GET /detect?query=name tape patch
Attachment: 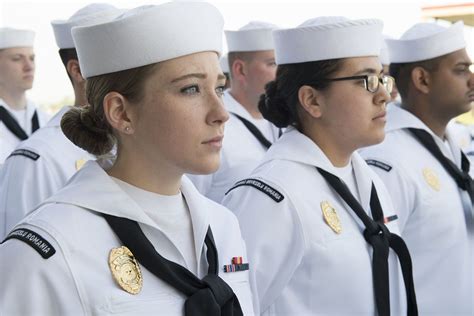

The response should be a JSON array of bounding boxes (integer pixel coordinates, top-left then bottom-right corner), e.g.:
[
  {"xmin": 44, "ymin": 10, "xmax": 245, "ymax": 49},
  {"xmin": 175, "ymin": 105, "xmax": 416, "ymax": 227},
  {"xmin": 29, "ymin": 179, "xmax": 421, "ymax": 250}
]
[
  {"xmin": 1, "ymin": 228, "xmax": 55, "ymax": 259},
  {"xmin": 8, "ymin": 149, "xmax": 40, "ymax": 161},
  {"xmin": 383, "ymin": 214, "xmax": 398, "ymax": 224},
  {"xmin": 225, "ymin": 178, "xmax": 284, "ymax": 202},
  {"xmin": 366, "ymin": 159, "xmax": 392, "ymax": 172}
]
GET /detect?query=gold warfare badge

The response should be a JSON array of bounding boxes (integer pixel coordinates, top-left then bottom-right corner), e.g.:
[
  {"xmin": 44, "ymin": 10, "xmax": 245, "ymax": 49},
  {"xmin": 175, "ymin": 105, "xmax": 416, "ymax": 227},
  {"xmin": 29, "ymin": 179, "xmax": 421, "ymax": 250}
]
[
  {"xmin": 321, "ymin": 201, "xmax": 342, "ymax": 234},
  {"xmin": 109, "ymin": 246, "xmax": 143, "ymax": 295}
]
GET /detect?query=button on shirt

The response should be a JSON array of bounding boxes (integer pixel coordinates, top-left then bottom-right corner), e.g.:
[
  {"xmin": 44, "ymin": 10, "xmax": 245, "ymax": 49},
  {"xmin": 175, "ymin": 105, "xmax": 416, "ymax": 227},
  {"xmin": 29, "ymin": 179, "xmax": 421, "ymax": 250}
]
[
  {"xmin": 187, "ymin": 91, "xmax": 280, "ymax": 203},
  {"xmin": 360, "ymin": 103, "xmax": 473, "ymax": 315}
]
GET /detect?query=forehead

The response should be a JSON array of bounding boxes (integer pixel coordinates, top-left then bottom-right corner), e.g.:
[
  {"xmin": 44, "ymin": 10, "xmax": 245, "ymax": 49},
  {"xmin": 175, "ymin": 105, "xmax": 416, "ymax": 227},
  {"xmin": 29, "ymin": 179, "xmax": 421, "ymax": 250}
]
[
  {"xmin": 0, "ymin": 47, "xmax": 34, "ymax": 57},
  {"xmin": 338, "ymin": 56, "xmax": 383, "ymax": 74},
  {"xmin": 440, "ymin": 48, "xmax": 471, "ymax": 66},
  {"xmin": 249, "ymin": 50, "xmax": 275, "ymax": 62}
]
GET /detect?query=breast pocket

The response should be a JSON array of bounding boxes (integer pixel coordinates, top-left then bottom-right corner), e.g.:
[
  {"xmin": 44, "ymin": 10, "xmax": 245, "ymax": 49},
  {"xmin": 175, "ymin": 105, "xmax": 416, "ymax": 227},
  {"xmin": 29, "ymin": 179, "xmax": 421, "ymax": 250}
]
[{"xmin": 96, "ymin": 292, "xmax": 183, "ymax": 315}]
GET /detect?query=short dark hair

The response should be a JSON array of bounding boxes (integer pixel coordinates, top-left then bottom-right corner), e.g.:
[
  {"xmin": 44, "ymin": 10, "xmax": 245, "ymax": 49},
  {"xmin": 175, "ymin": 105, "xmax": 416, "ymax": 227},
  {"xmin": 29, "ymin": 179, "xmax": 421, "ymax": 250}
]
[
  {"xmin": 389, "ymin": 55, "xmax": 443, "ymax": 100},
  {"xmin": 227, "ymin": 51, "xmax": 258, "ymax": 79},
  {"xmin": 58, "ymin": 48, "xmax": 78, "ymax": 82},
  {"xmin": 258, "ymin": 59, "xmax": 344, "ymax": 129}
]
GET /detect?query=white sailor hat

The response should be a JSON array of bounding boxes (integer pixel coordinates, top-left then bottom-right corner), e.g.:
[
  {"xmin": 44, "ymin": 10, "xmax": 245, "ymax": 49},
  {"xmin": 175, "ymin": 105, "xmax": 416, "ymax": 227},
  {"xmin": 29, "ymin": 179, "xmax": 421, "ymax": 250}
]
[
  {"xmin": 51, "ymin": 3, "xmax": 124, "ymax": 49},
  {"xmin": 225, "ymin": 21, "xmax": 278, "ymax": 52},
  {"xmin": 220, "ymin": 54, "xmax": 229, "ymax": 73},
  {"xmin": 273, "ymin": 16, "xmax": 383, "ymax": 65},
  {"xmin": 72, "ymin": 2, "xmax": 224, "ymax": 78},
  {"xmin": 387, "ymin": 21, "xmax": 465, "ymax": 63},
  {"xmin": 380, "ymin": 36, "xmax": 391, "ymax": 65},
  {"xmin": 0, "ymin": 27, "xmax": 35, "ymax": 49}
]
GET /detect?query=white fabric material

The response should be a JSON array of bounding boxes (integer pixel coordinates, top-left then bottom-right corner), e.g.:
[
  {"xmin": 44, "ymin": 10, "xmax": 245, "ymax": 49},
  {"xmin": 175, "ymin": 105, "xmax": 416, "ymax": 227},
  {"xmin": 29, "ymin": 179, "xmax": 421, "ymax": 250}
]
[
  {"xmin": 0, "ymin": 106, "xmax": 93, "ymax": 238},
  {"xmin": 0, "ymin": 160, "xmax": 254, "ymax": 315},
  {"xmin": 72, "ymin": 2, "xmax": 224, "ymax": 78},
  {"xmin": 360, "ymin": 103, "xmax": 473, "ymax": 315},
  {"xmin": 273, "ymin": 17, "xmax": 383, "ymax": 65},
  {"xmin": 0, "ymin": 99, "xmax": 49, "ymax": 163},
  {"xmin": 51, "ymin": 3, "xmax": 124, "ymax": 49},
  {"xmin": 0, "ymin": 27, "xmax": 35, "ymax": 49},
  {"xmin": 223, "ymin": 128, "xmax": 407, "ymax": 315},
  {"xmin": 111, "ymin": 177, "xmax": 198, "ymax": 274},
  {"xmin": 380, "ymin": 36, "xmax": 391, "ymax": 65},
  {"xmin": 220, "ymin": 54, "xmax": 229, "ymax": 73},
  {"xmin": 225, "ymin": 21, "xmax": 278, "ymax": 52},
  {"xmin": 187, "ymin": 91, "xmax": 280, "ymax": 203},
  {"xmin": 387, "ymin": 21, "xmax": 466, "ymax": 63}
]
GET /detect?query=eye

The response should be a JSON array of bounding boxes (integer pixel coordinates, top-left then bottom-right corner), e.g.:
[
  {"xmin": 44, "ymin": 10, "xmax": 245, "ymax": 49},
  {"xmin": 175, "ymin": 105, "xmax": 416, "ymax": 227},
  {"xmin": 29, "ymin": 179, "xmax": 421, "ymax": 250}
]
[
  {"xmin": 180, "ymin": 85, "xmax": 200, "ymax": 95},
  {"xmin": 215, "ymin": 85, "xmax": 225, "ymax": 97}
]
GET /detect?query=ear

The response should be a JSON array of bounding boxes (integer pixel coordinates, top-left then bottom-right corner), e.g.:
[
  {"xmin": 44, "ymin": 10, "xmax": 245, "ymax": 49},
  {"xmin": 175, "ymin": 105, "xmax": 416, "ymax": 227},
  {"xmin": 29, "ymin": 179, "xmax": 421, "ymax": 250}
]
[
  {"xmin": 66, "ymin": 59, "xmax": 85, "ymax": 84},
  {"xmin": 298, "ymin": 85, "xmax": 322, "ymax": 119},
  {"xmin": 411, "ymin": 67, "xmax": 431, "ymax": 94},
  {"xmin": 231, "ymin": 59, "xmax": 247, "ymax": 83},
  {"xmin": 102, "ymin": 92, "xmax": 135, "ymax": 135}
]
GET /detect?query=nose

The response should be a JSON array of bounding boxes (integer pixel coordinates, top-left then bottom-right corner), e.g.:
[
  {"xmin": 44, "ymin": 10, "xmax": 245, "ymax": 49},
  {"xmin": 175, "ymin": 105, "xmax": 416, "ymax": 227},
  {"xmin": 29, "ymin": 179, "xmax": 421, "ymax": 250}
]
[
  {"xmin": 23, "ymin": 57, "xmax": 34, "ymax": 72},
  {"xmin": 375, "ymin": 82, "xmax": 390, "ymax": 105},
  {"xmin": 207, "ymin": 93, "xmax": 229, "ymax": 126}
]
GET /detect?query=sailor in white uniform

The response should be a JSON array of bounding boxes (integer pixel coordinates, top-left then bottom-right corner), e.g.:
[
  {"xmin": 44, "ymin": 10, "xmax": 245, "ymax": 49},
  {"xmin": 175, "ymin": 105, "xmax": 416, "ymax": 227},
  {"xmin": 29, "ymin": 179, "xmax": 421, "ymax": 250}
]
[
  {"xmin": 0, "ymin": 3, "xmax": 254, "ymax": 315},
  {"xmin": 0, "ymin": 4, "xmax": 122, "ymax": 239},
  {"xmin": 361, "ymin": 21, "xmax": 473, "ymax": 315},
  {"xmin": 188, "ymin": 21, "xmax": 281, "ymax": 203},
  {"xmin": 223, "ymin": 17, "xmax": 417, "ymax": 316},
  {"xmin": 0, "ymin": 27, "xmax": 49, "ymax": 163}
]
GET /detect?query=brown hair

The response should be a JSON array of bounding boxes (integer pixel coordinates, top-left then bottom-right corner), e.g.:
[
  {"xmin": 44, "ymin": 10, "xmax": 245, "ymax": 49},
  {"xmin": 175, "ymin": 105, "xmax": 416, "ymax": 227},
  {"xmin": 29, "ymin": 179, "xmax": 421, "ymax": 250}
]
[
  {"xmin": 61, "ymin": 63, "xmax": 159, "ymax": 156},
  {"xmin": 227, "ymin": 51, "xmax": 258, "ymax": 79}
]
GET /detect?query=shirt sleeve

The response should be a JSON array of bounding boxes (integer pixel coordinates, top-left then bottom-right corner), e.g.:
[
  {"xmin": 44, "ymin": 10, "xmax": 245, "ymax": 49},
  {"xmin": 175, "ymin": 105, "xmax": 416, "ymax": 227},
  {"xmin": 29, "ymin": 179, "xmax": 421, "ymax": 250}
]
[
  {"xmin": 0, "ymin": 150, "xmax": 62, "ymax": 239},
  {"xmin": 223, "ymin": 182, "xmax": 305, "ymax": 314},
  {"xmin": 0, "ymin": 224, "xmax": 84, "ymax": 315}
]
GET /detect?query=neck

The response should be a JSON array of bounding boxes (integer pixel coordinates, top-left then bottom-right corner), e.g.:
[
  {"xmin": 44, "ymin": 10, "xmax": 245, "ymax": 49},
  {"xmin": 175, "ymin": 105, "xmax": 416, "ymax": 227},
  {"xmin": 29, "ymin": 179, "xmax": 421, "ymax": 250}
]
[
  {"xmin": 229, "ymin": 88, "xmax": 262, "ymax": 119},
  {"xmin": 0, "ymin": 88, "xmax": 27, "ymax": 110},
  {"xmin": 306, "ymin": 125, "xmax": 353, "ymax": 168},
  {"xmin": 401, "ymin": 99, "xmax": 449, "ymax": 139},
  {"xmin": 73, "ymin": 90, "xmax": 88, "ymax": 107},
  {"xmin": 107, "ymin": 147, "xmax": 182, "ymax": 196}
]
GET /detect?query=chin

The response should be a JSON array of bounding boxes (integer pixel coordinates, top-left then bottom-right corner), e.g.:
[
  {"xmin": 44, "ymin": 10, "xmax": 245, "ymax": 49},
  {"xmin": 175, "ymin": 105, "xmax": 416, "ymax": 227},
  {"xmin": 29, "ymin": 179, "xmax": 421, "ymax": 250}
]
[{"xmin": 188, "ymin": 158, "xmax": 220, "ymax": 175}]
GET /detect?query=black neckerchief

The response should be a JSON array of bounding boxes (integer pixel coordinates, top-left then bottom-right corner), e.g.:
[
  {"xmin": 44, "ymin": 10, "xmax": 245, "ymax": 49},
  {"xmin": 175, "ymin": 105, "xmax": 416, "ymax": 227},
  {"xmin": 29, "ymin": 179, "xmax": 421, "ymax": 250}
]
[
  {"xmin": 317, "ymin": 167, "xmax": 418, "ymax": 316},
  {"xmin": 408, "ymin": 128, "xmax": 473, "ymax": 204},
  {"xmin": 231, "ymin": 112, "xmax": 273, "ymax": 149},
  {"xmin": 0, "ymin": 105, "xmax": 39, "ymax": 140},
  {"xmin": 103, "ymin": 214, "xmax": 243, "ymax": 316}
]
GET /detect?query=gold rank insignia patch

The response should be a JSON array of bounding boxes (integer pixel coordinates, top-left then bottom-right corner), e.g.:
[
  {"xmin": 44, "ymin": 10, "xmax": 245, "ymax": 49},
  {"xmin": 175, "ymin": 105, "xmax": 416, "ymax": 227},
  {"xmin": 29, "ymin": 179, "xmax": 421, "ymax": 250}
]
[
  {"xmin": 422, "ymin": 168, "xmax": 440, "ymax": 191},
  {"xmin": 321, "ymin": 201, "xmax": 342, "ymax": 234},
  {"xmin": 109, "ymin": 246, "xmax": 143, "ymax": 295},
  {"xmin": 75, "ymin": 159, "xmax": 87, "ymax": 170}
]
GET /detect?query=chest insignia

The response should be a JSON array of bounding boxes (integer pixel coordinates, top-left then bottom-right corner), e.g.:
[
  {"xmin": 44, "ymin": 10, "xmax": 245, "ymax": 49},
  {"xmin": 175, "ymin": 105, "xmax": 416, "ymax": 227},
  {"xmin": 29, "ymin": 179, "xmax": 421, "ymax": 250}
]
[
  {"xmin": 75, "ymin": 158, "xmax": 87, "ymax": 170},
  {"xmin": 422, "ymin": 168, "xmax": 440, "ymax": 191},
  {"xmin": 223, "ymin": 256, "xmax": 249, "ymax": 273},
  {"xmin": 321, "ymin": 201, "xmax": 342, "ymax": 234},
  {"xmin": 109, "ymin": 246, "xmax": 143, "ymax": 295}
]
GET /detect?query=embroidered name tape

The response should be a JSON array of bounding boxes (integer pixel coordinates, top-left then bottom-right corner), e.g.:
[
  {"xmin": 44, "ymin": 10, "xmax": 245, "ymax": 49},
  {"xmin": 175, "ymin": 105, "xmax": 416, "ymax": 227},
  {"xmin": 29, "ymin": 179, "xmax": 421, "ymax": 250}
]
[
  {"xmin": 1, "ymin": 228, "xmax": 56, "ymax": 259},
  {"xmin": 225, "ymin": 178, "xmax": 284, "ymax": 202},
  {"xmin": 8, "ymin": 149, "xmax": 40, "ymax": 161},
  {"xmin": 224, "ymin": 256, "xmax": 249, "ymax": 273},
  {"xmin": 366, "ymin": 159, "xmax": 392, "ymax": 172}
]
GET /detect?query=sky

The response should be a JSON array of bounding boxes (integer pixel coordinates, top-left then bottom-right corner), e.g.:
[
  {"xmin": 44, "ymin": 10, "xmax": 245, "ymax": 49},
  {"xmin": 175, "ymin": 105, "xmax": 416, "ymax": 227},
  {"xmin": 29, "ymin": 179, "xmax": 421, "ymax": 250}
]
[{"xmin": 0, "ymin": 0, "xmax": 473, "ymax": 110}]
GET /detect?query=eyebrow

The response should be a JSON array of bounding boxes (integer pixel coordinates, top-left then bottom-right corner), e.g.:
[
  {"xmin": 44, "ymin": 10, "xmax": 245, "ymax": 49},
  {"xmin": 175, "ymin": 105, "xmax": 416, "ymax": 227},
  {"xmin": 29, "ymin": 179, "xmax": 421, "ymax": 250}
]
[
  {"xmin": 171, "ymin": 72, "xmax": 226, "ymax": 83},
  {"xmin": 455, "ymin": 62, "xmax": 472, "ymax": 67},
  {"xmin": 353, "ymin": 68, "xmax": 383, "ymax": 76}
]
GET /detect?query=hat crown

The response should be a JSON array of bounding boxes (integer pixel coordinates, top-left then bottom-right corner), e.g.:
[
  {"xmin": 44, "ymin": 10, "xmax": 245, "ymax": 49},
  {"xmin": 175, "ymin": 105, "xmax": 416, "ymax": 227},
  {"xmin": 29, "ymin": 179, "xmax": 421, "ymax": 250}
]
[
  {"xmin": 69, "ymin": 3, "xmax": 117, "ymax": 21},
  {"xmin": 239, "ymin": 21, "xmax": 278, "ymax": 31},
  {"xmin": 401, "ymin": 22, "xmax": 448, "ymax": 40}
]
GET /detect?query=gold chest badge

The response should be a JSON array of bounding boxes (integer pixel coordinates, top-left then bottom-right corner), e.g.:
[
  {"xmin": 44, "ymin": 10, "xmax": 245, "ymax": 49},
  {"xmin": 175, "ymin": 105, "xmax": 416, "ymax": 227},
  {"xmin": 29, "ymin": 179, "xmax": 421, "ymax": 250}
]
[
  {"xmin": 75, "ymin": 159, "xmax": 87, "ymax": 170},
  {"xmin": 109, "ymin": 246, "xmax": 143, "ymax": 295},
  {"xmin": 422, "ymin": 168, "xmax": 440, "ymax": 191},
  {"xmin": 321, "ymin": 201, "xmax": 342, "ymax": 234}
]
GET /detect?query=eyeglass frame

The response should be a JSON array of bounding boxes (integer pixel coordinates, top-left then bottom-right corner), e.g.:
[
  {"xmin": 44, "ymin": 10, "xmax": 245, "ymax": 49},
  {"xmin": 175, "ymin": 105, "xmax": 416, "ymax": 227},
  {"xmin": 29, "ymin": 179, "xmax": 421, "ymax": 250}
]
[{"xmin": 305, "ymin": 74, "xmax": 395, "ymax": 94}]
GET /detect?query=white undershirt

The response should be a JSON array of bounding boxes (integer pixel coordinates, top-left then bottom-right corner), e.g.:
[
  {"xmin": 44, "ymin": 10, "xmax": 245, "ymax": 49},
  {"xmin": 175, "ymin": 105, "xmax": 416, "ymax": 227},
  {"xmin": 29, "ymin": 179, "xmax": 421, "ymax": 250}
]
[
  {"xmin": 8, "ymin": 108, "xmax": 29, "ymax": 134},
  {"xmin": 332, "ymin": 161, "xmax": 361, "ymax": 203},
  {"xmin": 111, "ymin": 177, "xmax": 198, "ymax": 272}
]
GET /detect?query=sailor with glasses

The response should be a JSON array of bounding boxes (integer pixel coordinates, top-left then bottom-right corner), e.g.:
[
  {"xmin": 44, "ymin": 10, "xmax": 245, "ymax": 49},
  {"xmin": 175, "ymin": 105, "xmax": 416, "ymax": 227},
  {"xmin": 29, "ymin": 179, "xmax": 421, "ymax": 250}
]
[
  {"xmin": 361, "ymin": 21, "xmax": 473, "ymax": 315},
  {"xmin": 223, "ymin": 16, "xmax": 417, "ymax": 315}
]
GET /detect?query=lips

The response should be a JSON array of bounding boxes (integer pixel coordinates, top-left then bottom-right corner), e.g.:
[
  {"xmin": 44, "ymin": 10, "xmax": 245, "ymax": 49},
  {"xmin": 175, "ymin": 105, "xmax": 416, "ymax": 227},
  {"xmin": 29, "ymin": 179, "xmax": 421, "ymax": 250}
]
[
  {"xmin": 202, "ymin": 135, "xmax": 224, "ymax": 145},
  {"xmin": 373, "ymin": 110, "xmax": 387, "ymax": 120}
]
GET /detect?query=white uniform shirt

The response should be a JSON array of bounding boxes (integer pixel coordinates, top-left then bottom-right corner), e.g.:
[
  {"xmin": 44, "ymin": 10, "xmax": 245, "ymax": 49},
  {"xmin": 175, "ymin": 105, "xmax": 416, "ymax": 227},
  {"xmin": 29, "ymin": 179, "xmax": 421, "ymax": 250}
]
[
  {"xmin": 223, "ymin": 128, "xmax": 407, "ymax": 316},
  {"xmin": 0, "ymin": 106, "xmax": 93, "ymax": 238},
  {"xmin": 0, "ymin": 98, "xmax": 49, "ymax": 163},
  {"xmin": 0, "ymin": 160, "xmax": 254, "ymax": 315},
  {"xmin": 360, "ymin": 103, "xmax": 473, "ymax": 315},
  {"xmin": 187, "ymin": 91, "xmax": 280, "ymax": 203}
]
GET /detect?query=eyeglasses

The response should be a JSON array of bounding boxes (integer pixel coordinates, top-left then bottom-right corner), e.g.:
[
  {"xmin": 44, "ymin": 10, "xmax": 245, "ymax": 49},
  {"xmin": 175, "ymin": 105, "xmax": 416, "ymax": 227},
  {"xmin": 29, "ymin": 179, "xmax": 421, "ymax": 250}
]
[{"xmin": 307, "ymin": 74, "xmax": 395, "ymax": 94}]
